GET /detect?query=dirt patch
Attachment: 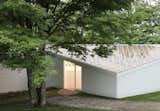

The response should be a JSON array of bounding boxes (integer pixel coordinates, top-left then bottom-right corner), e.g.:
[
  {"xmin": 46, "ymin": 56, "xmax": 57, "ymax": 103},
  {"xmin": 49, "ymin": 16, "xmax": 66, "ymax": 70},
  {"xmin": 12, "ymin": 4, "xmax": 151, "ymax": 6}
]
[{"xmin": 58, "ymin": 89, "xmax": 80, "ymax": 96}]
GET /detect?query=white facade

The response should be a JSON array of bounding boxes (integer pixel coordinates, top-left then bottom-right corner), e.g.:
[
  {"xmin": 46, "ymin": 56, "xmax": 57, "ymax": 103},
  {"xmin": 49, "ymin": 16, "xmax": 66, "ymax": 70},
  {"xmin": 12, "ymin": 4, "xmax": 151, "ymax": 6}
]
[
  {"xmin": 0, "ymin": 57, "xmax": 60, "ymax": 94},
  {"xmin": 1, "ymin": 45, "xmax": 160, "ymax": 98},
  {"xmin": 117, "ymin": 59, "xmax": 160, "ymax": 98},
  {"xmin": 82, "ymin": 65, "xmax": 117, "ymax": 98},
  {"xmin": 0, "ymin": 68, "xmax": 28, "ymax": 93},
  {"xmin": 49, "ymin": 56, "xmax": 160, "ymax": 98}
]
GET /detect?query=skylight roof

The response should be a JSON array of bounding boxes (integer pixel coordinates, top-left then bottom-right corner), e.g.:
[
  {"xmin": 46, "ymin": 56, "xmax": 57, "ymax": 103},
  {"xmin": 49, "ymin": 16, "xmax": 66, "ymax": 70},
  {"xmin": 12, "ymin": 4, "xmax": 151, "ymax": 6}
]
[{"xmin": 58, "ymin": 45, "xmax": 160, "ymax": 73}]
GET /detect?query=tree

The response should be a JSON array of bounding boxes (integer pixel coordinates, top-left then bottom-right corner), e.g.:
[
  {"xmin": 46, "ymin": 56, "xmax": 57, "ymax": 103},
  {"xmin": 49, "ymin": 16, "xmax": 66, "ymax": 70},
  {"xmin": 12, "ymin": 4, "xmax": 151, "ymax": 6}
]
[
  {"xmin": 117, "ymin": 0, "xmax": 160, "ymax": 44},
  {"xmin": 0, "ymin": 0, "xmax": 133, "ymax": 107}
]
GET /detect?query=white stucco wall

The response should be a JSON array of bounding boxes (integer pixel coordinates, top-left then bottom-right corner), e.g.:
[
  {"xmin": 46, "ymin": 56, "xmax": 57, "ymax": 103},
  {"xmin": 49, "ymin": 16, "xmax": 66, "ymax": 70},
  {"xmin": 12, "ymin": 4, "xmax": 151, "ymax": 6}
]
[
  {"xmin": 2, "ymin": 55, "xmax": 160, "ymax": 99},
  {"xmin": 117, "ymin": 60, "xmax": 160, "ymax": 98},
  {"xmin": 0, "ymin": 68, "xmax": 28, "ymax": 93},
  {"xmin": 82, "ymin": 65, "xmax": 117, "ymax": 98},
  {"xmin": 46, "ymin": 56, "xmax": 64, "ymax": 88},
  {"xmin": 0, "ymin": 56, "xmax": 63, "ymax": 94},
  {"xmin": 61, "ymin": 57, "xmax": 160, "ymax": 99},
  {"xmin": 53, "ymin": 56, "xmax": 118, "ymax": 98}
]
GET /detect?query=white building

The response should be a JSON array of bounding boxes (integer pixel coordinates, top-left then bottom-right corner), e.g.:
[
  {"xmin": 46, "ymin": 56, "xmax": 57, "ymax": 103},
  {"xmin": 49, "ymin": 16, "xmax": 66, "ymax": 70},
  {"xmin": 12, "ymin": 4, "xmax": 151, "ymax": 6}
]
[{"xmin": 1, "ymin": 44, "xmax": 160, "ymax": 98}]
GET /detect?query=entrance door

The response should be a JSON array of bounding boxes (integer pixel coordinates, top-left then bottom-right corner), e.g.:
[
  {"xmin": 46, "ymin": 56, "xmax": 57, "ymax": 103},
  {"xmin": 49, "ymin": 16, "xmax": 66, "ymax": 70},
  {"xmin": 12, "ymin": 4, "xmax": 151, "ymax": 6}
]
[
  {"xmin": 64, "ymin": 60, "xmax": 82, "ymax": 90},
  {"xmin": 75, "ymin": 65, "xmax": 82, "ymax": 90}
]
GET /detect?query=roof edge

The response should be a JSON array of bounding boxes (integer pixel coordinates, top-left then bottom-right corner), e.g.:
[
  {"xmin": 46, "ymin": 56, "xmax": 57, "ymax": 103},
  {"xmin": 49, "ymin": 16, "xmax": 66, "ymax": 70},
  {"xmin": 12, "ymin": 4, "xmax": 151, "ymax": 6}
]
[{"xmin": 117, "ymin": 58, "xmax": 160, "ymax": 76}]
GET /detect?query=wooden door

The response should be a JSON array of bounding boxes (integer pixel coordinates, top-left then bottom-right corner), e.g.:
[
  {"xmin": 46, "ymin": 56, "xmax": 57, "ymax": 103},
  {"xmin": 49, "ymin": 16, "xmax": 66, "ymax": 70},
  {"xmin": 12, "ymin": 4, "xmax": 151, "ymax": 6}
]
[{"xmin": 64, "ymin": 61, "xmax": 75, "ymax": 90}]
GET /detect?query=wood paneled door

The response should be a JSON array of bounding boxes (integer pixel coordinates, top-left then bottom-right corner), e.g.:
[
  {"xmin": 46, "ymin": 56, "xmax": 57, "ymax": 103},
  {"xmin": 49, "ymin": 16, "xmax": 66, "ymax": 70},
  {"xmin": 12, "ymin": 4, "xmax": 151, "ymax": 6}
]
[{"xmin": 64, "ymin": 60, "xmax": 82, "ymax": 91}]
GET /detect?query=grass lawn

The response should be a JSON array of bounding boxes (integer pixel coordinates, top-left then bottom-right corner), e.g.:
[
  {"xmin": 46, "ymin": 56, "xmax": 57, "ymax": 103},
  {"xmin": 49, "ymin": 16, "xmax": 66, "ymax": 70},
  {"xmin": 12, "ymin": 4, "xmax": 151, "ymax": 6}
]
[
  {"xmin": 0, "ymin": 104, "xmax": 111, "ymax": 111},
  {"xmin": 77, "ymin": 91, "xmax": 160, "ymax": 102},
  {"xmin": 0, "ymin": 89, "xmax": 113, "ymax": 111},
  {"xmin": 122, "ymin": 91, "xmax": 160, "ymax": 102},
  {"xmin": 1, "ymin": 89, "xmax": 160, "ymax": 111},
  {"xmin": 0, "ymin": 88, "xmax": 59, "ymax": 104},
  {"xmin": 1, "ymin": 88, "xmax": 160, "ymax": 107}
]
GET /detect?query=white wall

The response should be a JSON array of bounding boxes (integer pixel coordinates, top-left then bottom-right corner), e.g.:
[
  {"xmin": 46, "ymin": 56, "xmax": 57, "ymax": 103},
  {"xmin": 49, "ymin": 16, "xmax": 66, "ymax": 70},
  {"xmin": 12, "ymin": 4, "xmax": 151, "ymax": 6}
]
[
  {"xmin": 0, "ymin": 68, "xmax": 28, "ymax": 93},
  {"xmin": 117, "ymin": 61, "xmax": 160, "ymax": 98},
  {"xmin": 82, "ymin": 65, "xmax": 117, "ymax": 98},
  {"xmin": 0, "ymin": 56, "xmax": 64, "ymax": 94},
  {"xmin": 53, "ymin": 56, "xmax": 118, "ymax": 98},
  {"xmin": 3, "ymin": 55, "xmax": 160, "ymax": 99},
  {"xmin": 46, "ymin": 56, "xmax": 64, "ymax": 88}
]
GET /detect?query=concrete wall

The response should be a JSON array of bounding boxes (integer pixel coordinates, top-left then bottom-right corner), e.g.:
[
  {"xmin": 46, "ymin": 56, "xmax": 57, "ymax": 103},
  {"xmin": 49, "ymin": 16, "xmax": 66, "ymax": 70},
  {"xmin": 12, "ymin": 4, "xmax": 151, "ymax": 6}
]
[
  {"xmin": 117, "ymin": 60, "xmax": 160, "ymax": 98},
  {"xmin": 82, "ymin": 65, "xmax": 117, "ymax": 98}
]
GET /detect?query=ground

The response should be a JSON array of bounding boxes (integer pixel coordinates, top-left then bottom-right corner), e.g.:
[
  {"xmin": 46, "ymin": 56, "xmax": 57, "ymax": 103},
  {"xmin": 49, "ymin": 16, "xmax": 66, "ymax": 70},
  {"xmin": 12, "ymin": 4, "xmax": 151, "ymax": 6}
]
[
  {"xmin": 49, "ymin": 95, "xmax": 160, "ymax": 111},
  {"xmin": 0, "ymin": 104, "xmax": 112, "ymax": 111},
  {"xmin": 1, "ymin": 89, "xmax": 160, "ymax": 111}
]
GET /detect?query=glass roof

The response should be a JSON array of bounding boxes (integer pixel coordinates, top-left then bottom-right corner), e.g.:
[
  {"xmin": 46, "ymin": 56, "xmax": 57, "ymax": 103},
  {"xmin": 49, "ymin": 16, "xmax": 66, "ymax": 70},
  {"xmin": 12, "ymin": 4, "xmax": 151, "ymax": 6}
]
[{"xmin": 58, "ymin": 45, "xmax": 160, "ymax": 73}]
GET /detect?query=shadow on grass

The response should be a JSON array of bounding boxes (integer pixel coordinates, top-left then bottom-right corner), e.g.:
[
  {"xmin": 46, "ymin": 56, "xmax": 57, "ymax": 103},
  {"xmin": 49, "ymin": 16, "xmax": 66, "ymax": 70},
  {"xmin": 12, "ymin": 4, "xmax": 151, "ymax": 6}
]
[
  {"xmin": 1, "ymin": 88, "xmax": 160, "ymax": 107},
  {"xmin": 0, "ymin": 103, "xmax": 112, "ymax": 111},
  {"xmin": 0, "ymin": 88, "xmax": 59, "ymax": 105}
]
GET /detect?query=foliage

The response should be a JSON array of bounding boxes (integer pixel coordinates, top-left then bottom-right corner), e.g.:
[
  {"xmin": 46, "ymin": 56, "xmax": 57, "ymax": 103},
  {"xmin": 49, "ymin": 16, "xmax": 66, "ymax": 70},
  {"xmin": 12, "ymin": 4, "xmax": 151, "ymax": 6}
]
[
  {"xmin": 33, "ymin": 57, "xmax": 56, "ymax": 86},
  {"xmin": 0, "ymin": 0, "xmax": 133, "ymax": 86},
  {"xmin": 85, "ymin": 0, "xmax": 160, "ymax": 45},
  {"xmin": 0, "ymin": 24, "xmax": 55, "ymax": 85},
  {"xmin": 119, "ymin": 1, "xmax": 160, "ymax": 44}
]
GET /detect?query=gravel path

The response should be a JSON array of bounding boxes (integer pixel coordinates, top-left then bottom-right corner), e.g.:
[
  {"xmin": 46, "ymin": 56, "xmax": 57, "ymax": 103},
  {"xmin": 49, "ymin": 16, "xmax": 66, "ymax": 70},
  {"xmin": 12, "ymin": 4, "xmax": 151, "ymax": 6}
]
[{"xmin": 48, "ymin": 96, "xmax": 160, "ymax": 111}]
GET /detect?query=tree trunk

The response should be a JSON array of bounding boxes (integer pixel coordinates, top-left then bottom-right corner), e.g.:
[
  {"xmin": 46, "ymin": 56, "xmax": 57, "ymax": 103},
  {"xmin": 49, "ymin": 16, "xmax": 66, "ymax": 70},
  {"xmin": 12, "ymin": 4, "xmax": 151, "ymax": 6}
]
[
  {"xmin": 26, "ymin": 68, "xmax": 37, "ymax": 106},
  {"xmin": 36, "ymin": 82, "xmax": 47, "ymax": 107},
  {"xmin": 27, "ymin": 68, "xmax": 47, "ymax": 107}
]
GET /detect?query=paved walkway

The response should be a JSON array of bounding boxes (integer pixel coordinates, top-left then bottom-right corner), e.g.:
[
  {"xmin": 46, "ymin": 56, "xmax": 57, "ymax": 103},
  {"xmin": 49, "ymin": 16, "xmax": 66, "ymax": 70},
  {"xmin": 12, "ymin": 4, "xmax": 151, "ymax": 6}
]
[{"xmin": 48, "ymin": 96, "xmax": 160, "ymax": 111}]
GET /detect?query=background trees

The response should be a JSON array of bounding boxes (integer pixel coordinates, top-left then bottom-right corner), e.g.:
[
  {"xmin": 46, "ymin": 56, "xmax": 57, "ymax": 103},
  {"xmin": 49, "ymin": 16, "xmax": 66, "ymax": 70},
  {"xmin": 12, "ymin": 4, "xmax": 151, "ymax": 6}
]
[
  {"xmin": 119, "ymin": 0, "xmax": 160, "ymax": 44},
  {"xmin": 0, "ymin": 0, "xmax": 133, "ymax": 107}
]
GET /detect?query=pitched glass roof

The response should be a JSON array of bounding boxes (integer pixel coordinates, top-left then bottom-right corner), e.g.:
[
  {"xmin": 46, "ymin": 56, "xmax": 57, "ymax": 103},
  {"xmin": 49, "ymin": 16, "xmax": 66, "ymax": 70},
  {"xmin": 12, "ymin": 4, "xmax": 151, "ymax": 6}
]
[{"xmin": 58, "ymin": 45, "xmax": 160, "ymax": 73}]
